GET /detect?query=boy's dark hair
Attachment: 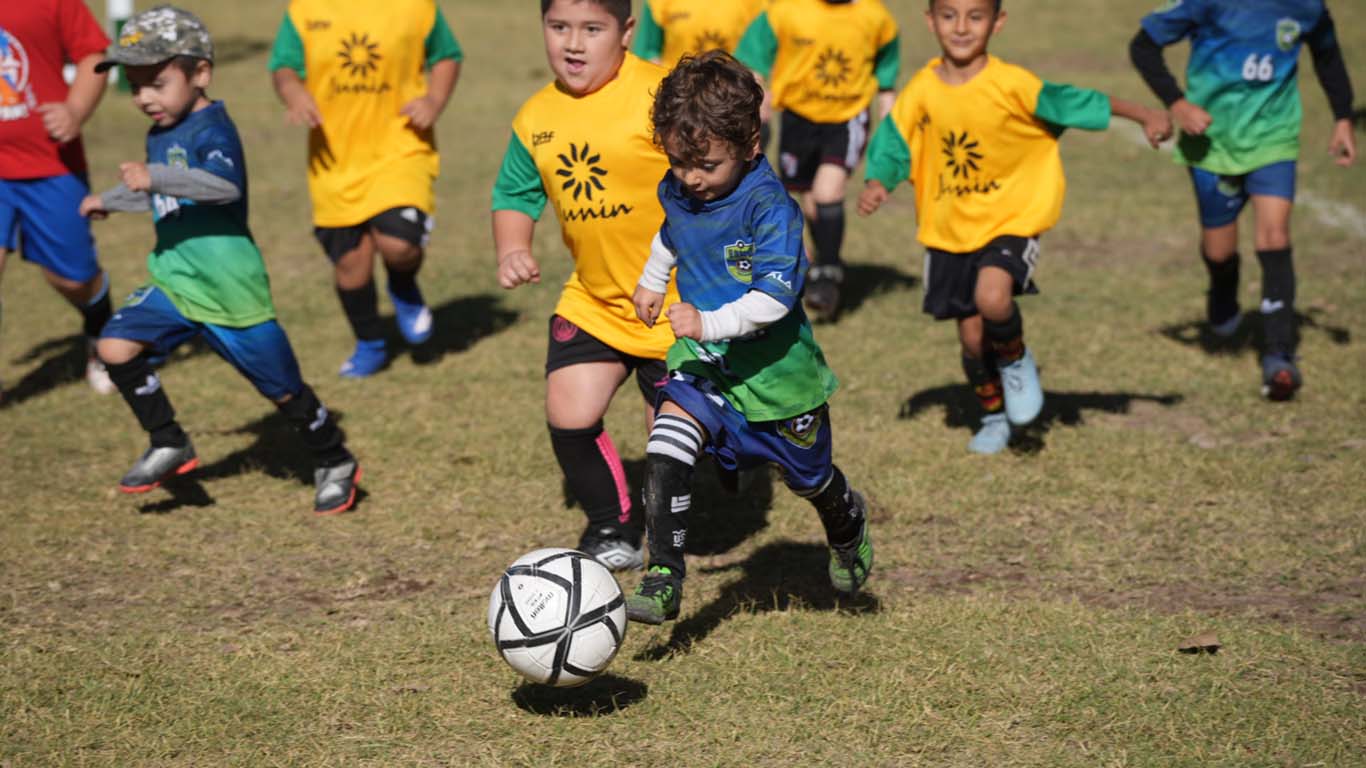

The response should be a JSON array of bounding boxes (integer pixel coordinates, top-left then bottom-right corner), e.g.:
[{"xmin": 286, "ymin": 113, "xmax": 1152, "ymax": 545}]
[
  {"xmin": 651, "ymin": 51, "xmax": 764, "ymax": 163},
  {"xmin": 168, "ymin": 55, "xmax": 206, "ymax": 79},
  {"xmin": 928, "ymin": 0, "xmax": 1002, "ymax": 10},
  {"xmin": 540, "ymin": 0, "xmax": 631, "ymax": 27}
]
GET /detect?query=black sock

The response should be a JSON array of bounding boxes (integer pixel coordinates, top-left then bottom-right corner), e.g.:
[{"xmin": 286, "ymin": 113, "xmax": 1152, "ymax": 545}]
[
  {"xmin": 1256, "ymin": 248, "xmax": 1296, "ymax": 356},
  {"xmin": 336, "ymin": 282, "xmax": 384, "ymax": 341},
  {"xmin": 384, "ymin": 262, "xmax": 420, "ymax": 299},
  {"xmin": 984, "ymin": 303, "xmax": 1025, "ymax": 364},
  {"xmin": 106, "ymin": 357, "xmax": 187, "ymax": 447},
  {"xmin": 277, "ymin": 384, "xmax": 351, "ymax": 467},
  {"xmin": 549, "ymin": 422, "xmax": 634, "ymax": 532},
  {"xmin": 962, "ymin": 353, "xmax": 1003, "ymax": 416},
  {"xmin": 810, "ymin": 202, "xmax": 846, "ymax": 269},
  {"xmin": 80, "ymin": 273, "xmax": 112, "ymax": 339},
  {"xmin": 642, "ymin": 413, "xmax": 704, "ymax": 576},
  {"xmin": 798, "ymin": 465, "xmax": 864, "ymax": 548},
  {"xmin": 1202, "ymin": 251, "xmax": 1241, "ymax": 325}
]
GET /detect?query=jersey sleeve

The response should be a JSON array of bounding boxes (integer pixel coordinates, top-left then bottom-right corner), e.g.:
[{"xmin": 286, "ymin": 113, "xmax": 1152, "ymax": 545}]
[
  {"xmin": 1139, "ymin": 0, "xmax": 1206, "ymax": 47},
  {"xmin": 734, "ymin": 12, "xmax": 779, "ymax": 79},
  {"xmin": 59, "ymin": 0, "xmax": 112, "ymax": 62},
  {"xmin": 747, "ymin": 195, "xmax": 805, "ymax": 308},
  {"xmin": 1033, "ymin": 82, "xmax": 1112, "ymax": 133},
  {"xmin": 632, "ymin": 1, "xmax": 665, "ymax": 61},
  {"xmin": 267, "ymin": 12, "xmax": 306, "ymax": 76},
  {"xmin": 193, "ymin": 128, "xmax": 247, "ymax": 191},
  {"xmin": 425, "ymin": 7, "xmax": 464, "ymax": 66},
  {"xmin": 491, "ymin": 132, "xmax": 548, "ymax": 220},
  {"xmin": 1305, "ymin": 9, "xmax": 1354, "ymax": 120},
  {"xmin": 874, "ymin": 12, "xmax": 901, "ymax": 90},
  {"xmin": 864, "ymin": 97, "xmax": 913, "ymax": 189}
]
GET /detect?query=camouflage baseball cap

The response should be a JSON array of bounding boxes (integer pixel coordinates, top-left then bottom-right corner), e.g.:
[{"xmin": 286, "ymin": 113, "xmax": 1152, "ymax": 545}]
[{"xmin": 95, "ymin": 5, "xmax": 214, "ymax": 72}]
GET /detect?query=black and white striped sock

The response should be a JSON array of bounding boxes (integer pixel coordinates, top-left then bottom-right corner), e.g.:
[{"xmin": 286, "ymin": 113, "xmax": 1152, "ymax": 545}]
[{"xmin": 646, "ymin": 413, "xmax": 704, "ymax": 466}]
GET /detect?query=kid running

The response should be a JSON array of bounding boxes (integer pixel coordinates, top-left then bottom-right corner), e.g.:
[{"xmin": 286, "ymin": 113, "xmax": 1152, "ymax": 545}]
[
  {"xmin": 269, "ymin": 0, "xmax": 463, "ymax": 377},
  {"xmin": 859, "ymin": 0, "xmax": 1170, "ymax": 454},
  {"xmin": 632, "ymin": 0, "xmax": 767, "ymax": 66},
  {"xmin": 1130, "ymin": 0, "xmax": 1356, "ymax": 400},
  {"xmin": 491, "ymin": 0, "xmax": 679, "ymax": 571},
  {"xmin": 628, "ymin": 51, "xmax": 871, "ymax": 625},
  {"xmin": 83, "ymin": 6, "xmax": 362, "ymax": 514}
]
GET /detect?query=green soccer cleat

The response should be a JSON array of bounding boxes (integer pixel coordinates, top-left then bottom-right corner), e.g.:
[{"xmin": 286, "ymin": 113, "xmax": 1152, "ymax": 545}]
[
  {"xmin": 828, "ymin": 500, "xmax": 873, "ymax": 596},
  {"xmin": 626, "ymin": 566, "xmax": 682, "ymax": 625}
]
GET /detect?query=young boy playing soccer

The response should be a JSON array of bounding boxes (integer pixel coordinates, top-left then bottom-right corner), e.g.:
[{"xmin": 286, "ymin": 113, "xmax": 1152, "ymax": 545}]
[
  {"xmin": 82, "ymin": 6, "xmax": 361, "ymax": 514},
  {"xmin": 858, "ymin": 0, "xmax": 1170, "ymax": 454},
  {"xmin": 0, "ymin": 0, "xmax": 115, "ymax": 400},
  {"xmin": 491, "ymin": 0, "xmax": 679, "ymax": 571},
  {"xmin": 627, "ymin": 51, "xmax": 871, "ymax": 624},
  {"xmin": 632, "ymin": 0, "xmax": 767, "ymax": 67},
  {"xmin": 1130, "ymin": 0, "xmax": 1356, "ymax": 400},
  {"xmin": 735, "ymin": 0, "xmax": 901, "ymax": 322},
  {"xmin": 269, "ymin": 0, "xmax": 463, "ymax": 378}
]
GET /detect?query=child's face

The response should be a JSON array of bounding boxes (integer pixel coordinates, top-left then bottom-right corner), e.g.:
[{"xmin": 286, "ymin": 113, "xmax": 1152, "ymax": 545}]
[
  {"xmin": 925, "ymin": 0, "xmax": 1004, "ymax": 66},
  {"xmin": 663, "ymin": 134, "xmax": 759, "ymax": 203},
  {"xmin": 126, "ymin": 59, "xmax": 211, "ymax": 127},
  {"xmin": 542, "ymin": 0, "xmax": 634, "ymax": 96}
]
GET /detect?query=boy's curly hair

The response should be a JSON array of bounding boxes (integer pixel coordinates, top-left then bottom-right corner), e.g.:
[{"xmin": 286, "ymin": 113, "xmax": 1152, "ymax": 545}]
[
  {"xmin": 540, "ymin": 0, "xmax": 630, "ymax": 27},
  {"xmin": 651, "ymin": 51, "xmax": 764, "ymax": 164}
]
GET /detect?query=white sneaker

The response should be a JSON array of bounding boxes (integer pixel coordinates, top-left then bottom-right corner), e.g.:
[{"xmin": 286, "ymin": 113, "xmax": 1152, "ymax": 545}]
[{"xmin": 86, "ymin": 355, "xmax": 116, "ymax": 395}]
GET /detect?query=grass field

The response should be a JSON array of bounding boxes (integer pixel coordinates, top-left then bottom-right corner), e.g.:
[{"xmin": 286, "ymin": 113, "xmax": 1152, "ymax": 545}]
[{"xmin": 3, "ymin": 1, "xmax": 1365, "ymax": 765}]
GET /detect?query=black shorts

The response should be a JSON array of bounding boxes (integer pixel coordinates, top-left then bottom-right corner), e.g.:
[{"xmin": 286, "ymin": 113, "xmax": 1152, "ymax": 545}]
[
  {"xmin": 544, "ymin": 315, "xmax": 668, "ymax": 404},
  {"xmin": 777, "ymin": 110, "xmax": 870, "ymax": 191},
  {"xmin": 922, "ymin": 236, "xmax": 1041, "ymax": 320},
  {"xmin": 313, "ymin": 206, "xmax": 433, "ymax": 263}
]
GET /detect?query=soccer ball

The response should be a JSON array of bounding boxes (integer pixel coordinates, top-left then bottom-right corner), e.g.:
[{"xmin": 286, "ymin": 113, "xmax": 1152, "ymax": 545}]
[{"xmin": 487, "ymin": 547, "xmax": 628, "ymax": 687}]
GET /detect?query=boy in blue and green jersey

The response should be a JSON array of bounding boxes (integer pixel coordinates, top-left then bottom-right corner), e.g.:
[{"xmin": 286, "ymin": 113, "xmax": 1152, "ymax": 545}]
[
  {"xmin": 1130, "ymin": 0, "xmax": 1357, "ymax": 400},
  {"xmin": 82, "ymin": 7, "xmax": 361, "ymax": 514},
  {"xmin": 627, "ymin": 52, "xmax": 871, "ymax": 625}
]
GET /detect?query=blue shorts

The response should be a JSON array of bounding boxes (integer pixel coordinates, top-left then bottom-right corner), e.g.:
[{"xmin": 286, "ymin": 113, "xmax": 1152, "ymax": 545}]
[
  {"xmin": 1188, "ymin": 160, "xmax": 1296, "ymax": 229},
  {"xmin": 102, "ymin": 285, "xmax": 304, "ymax": 401},
  {"xmin": 0, "ymin": 175, "xmax": 101, "ymax": 282},
  {"xmin": 659, "ymin": 371, "xmax": 834, "ymax": 494}
]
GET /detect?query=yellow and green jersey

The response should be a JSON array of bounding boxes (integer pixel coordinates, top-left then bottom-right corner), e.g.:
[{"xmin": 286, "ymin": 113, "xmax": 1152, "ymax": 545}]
[
  {"xmin": 633, "ymin": 0, "xmax": 767, "ymax": 66},
  {"xmin": 735, "ymin": 0, "xmax": 900, "ymax": 124},
  {"xmin": 267, "ymin": 0, "xmax": 462, "ymax": 228},
  {"xmin": 491, "ymin": 54, "xmax": 679, "ymax": 360},
  {"xmin": 865, "ymin": 56, "xmax": 1112, "ymax": 254}
]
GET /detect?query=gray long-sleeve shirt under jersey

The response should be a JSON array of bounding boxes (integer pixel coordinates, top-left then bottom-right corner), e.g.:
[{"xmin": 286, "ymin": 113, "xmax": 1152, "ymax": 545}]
[{"xmin": 98, "ymin": 164, "xmax": 242, "ymax": 212}]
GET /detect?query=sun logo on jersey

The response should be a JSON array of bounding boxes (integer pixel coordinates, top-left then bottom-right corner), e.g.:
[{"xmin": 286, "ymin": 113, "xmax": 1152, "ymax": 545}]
[
  {"xmin": 942, "ymin": 131, "xmax": 983, "ymax": 179},
  {"xmin": 813, "ymin": 48, "xmax": 852, "ymax": 88},
  {"xmin": 555, "ymin": 142, "xmax": 608, "ymax": 202},
  {"xmin": 694, "ymin": 29, "xmax": 728, "ymax": 54},
  {"xmin": 338, "ymin": 33, "xmax": 382, "ymax": 78},
  {"xmin": 724, "ymin": 240, "xmax": 754, "ymax": 284},
  {"xmin": 1275, "ymin": 18, "xmax": 1300, "ymax": 52}
]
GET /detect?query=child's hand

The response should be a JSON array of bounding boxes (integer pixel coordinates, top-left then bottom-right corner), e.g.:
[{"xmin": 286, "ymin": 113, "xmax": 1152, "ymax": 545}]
[
  {"xmin": 1170, "ymin": 98, "xmax": 1212, "ymax": 136},
  {"xmin": 857, "ymin": 181, "xmax": 889, "ymax": 217},
  {"xmin": 119, "ymin": 162, "xmax": 151, "ymax": 192},
  {"xmin": 1141, "ymin": 107, "xmax": 1173, "ymax": 149},
  {"xmin": 667, "ymin": 302, "xmax": 702, "ymax": 341},
  {"xmin": 1329, "ymin": 118, "xmax": 1357, "ymax": 167},
  {"xmin": 283, "ymin": 92, "xmax": 323, "ymax": 128},
  {"xmin": 633, "ymin": 285, "xmax": 665, "ymax": 327},
  {"xmin": 36, "ymin": 103, "xmax": 80, "ymax": 144},
  {"xmin": 497, "ymin": 249, "xmax": 541, "ymax": 289},
  {"xmin": 78, "ymin": 194, "xmax": 107, "ymax": 220},
  {"xmin": 400, "ymin": 96, "xmax": 439, "ymax": 131}
]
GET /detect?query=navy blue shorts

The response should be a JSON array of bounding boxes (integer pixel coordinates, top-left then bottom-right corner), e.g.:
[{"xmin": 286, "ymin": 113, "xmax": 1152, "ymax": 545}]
[
  {"xmin": 659, "ymin": 371, "xmax": 833, "ymax": 494},
  {"xmin": 102, "ymin": 285, "xmax": 304, "ymax": 401},
  {"xmin": 0, "ymin": 175, "xmax": 100, "ymax": 282},
  {"xmin": 1189, "ymin": 160, "xmax": 1296, "ymax": 229}
]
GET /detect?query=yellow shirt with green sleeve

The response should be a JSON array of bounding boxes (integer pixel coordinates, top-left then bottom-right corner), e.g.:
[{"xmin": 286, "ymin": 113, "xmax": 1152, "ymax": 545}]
[{"xmin": 633, "ymin": 0, "xmax": 767, "ymax": 66}]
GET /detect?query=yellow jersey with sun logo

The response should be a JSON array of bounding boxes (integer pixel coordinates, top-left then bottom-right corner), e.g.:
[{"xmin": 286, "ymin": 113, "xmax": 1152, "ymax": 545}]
[
  {"xmin": 864, "ymin": 56, "xmax": 1114, "ymax": 254},
  {"xmin": 735, "ymin": 0, "xmax": 900, "ymax": 124},
  {"xmin": 491, "ymin": 54, "xmax": 679, "ymax": 360},
  {"xmin": 267, "ymin": 0, "xmax": 463, "ymax": 228},
  {"xmin": 632, "ymin": 0, "xmax": 768, "ymax": 66}
]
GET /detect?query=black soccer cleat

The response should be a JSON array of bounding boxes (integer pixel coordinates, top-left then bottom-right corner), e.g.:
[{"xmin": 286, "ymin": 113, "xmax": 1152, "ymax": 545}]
[
  {"xmin": 119, "ymin": 441, "xmax": 199, "ymax": 493},
  {"xmin": 314, "ymin": 458, "xmax": 362, "ymax": 515}
]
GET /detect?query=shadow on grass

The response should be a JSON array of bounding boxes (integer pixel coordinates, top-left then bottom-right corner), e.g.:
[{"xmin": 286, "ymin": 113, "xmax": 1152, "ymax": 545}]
[
  {"xmin": 835, "ymin": 263, "xmax": 919, "ymax": 318},
  {"xmin": 1157, "ymin": 309, "xmax": 1351, "ymax": 356},
  {"xmin": 2, "ymin": 334, "xmax": 210, "ymax": 410},
  {"xmin": 407, "ymin": 294, "xmax": 519, "ymax": 366},
  {"xmin": 511, "ymin": 673, "xmax": 648, "ymax": 717},
  {"xmin": 898, "ymin": 383, "xmax": 1183, "ymax": 454},
  {"xmin": 634, "ymin": 541, "xmax": 882, "ymax": 661}
]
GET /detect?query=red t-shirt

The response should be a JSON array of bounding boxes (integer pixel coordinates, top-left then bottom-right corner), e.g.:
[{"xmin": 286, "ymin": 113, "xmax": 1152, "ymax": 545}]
[{"xmin": 0, "ymin": 0, "xmax": 109, "ymax": 179}]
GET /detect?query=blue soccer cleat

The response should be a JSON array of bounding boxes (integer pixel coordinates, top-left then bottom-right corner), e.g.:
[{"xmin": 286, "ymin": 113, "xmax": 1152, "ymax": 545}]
[
  {"xmin": 339, "ymin": 338, "xmax": 388, "ymax": 378},
  {"xmin": 968, "ymin": 412, "xmax": 1011, "ymax": 454},
  {"xmin": 389, "ymin": 284, "xmax": 433, "ymax": 345},
  {"xmin": 1000, "ymin": 348, "xmax": 1043, "ymax": 426}
]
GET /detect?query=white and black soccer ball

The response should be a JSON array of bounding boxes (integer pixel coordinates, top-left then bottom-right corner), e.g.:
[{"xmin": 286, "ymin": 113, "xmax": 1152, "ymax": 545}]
[{"xmin": 487, "ymin": 547, "xmax": 627, "ymax": 687}]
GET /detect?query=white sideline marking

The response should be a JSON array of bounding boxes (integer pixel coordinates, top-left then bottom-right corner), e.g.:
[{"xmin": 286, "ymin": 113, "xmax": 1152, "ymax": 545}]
[{"xmin": 1113, "ymin": 122, "xmax": 1366, "ymax": 239}]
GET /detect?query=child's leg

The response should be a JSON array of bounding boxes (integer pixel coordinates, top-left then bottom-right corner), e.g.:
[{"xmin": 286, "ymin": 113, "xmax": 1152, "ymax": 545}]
[
  {"xmin": 320, "ymin": 227, "xmax": 386, "ymax": 376},
  {"xmin": 808, "ymin": 164, "xmax": 850, "ymax": 271},
  {"xmin": 371, "ymin": 207, "xmax": 434, "ymax": 345},
  {"xmin": 100, "ymin": 336, "xmax": 189, "ymax": 449},
  {"xmin": 976, "ymin": 257, "xmax": 1043, "ymax": 426},
  {"xmin": 1189, "ymin": 167, "xmax": 1249, "ymax": 335},
  {"xmin": 959, "ymin": 316, "xmax": 1009, "ymax": 454},
  {"xmin": 1250, "ymin": 192, "xmax": 1300, "ymax": 398}
]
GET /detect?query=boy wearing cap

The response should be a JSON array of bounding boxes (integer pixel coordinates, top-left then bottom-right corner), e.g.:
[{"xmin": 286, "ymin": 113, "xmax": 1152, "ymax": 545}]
[{"xmin": 81, "ymin": 5, "xmax": 363, "ymax": 514}]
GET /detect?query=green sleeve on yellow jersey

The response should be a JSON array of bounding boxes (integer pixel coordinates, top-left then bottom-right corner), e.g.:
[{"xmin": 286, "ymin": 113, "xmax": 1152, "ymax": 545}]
[
  {"xmin": 632, "ymin": 1, "xmax": 664, "ymax": 61},
  {"xmin": 874, "ymin": 37, "xmax": 901, "ymax": 90},
  {"xmin": 267, "ymin": 13, "xmax": 305, "ymax": 76},
  {"xmin": 1034, "ymin": 82, "xmax": 1111, "ymax": 134},
  {"xmin": 864, "ymin": 114, "xmax": 911, "ymax": 189},
  {"xmin": 425, "ymin": 7, "xmax": 464, "ymax": 66},
  {"xmin": 491, "ymin": 132, "xmax": 547, "ymax": 220},
  {"xmin": 734, "ymin": 12, "xmax": 777, "ymax": 79}
]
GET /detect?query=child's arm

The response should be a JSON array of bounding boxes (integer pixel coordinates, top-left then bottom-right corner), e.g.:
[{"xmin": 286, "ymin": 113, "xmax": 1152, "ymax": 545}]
[
  {"xmin": 1034, "ymin": 82, "xmax": 1170, "ymax": 148},
  {"xmin": 1109, "ymin": 96, "xmax": 1173, "ymax": 148},
  {"xmin": 491, "ymin": 128, "xmax": 549, "ymax": 290},
  {"xmin": 36, "ymin": 52, "xmax": 107, "ymax": 144},
  {"xmin": 268, "ymin": 12, "xmax": 322, "ymax": 127},
  {"xmin": 403, "ymin": 9, "xmax": 464, "ymax": 131},
  {"xmin": 633, "ymin": 232, "xmax": 676, "ymax": 328},
  {"xmin": 676, "ymin": 291, "xmax": 788, "ymax": 342},
  {"xmin": 1305, "ymin": 10, "xmax": 1356, "ymax": 167},
  {"xmin": 493, "ymin": 211, "xmax": 540, "ymax": 289},
  {"xmin": 80, "ymin": 185, "xmax": 150, "ymax": 220},
  {"xmin": 1129, "ymin": 28, "xmax": 1209, "ymax": 137},
  {"xmin": 858, "ymin": 113, "xmax": 912, "ymax": 217}
]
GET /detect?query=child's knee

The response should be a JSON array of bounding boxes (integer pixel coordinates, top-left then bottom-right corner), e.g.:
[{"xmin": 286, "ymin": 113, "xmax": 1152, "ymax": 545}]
[
  {"xmin": 98, "ymin": 337, "xmax": 144, "ymax": 366},
  {"xmin": 1254, "ymin": 224, "xmax": 1291, "ymax": 251},
  {"xmin": 374, "ymin": 232, "xmax": 422, "ymax": 268}
]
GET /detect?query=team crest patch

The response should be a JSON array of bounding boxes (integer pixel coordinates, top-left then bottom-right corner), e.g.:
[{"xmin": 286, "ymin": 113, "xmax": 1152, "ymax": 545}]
[
  {"xmin": 778, "ymin": 411, "xmax": 821, "ymax": 449},
  {"xmin": 1275, "ymin": 19, "xmax": 1300, "ymax": 52},
  {"xmin": 166, "ymin": 145, "xmax": 189, "ymax": 169},
  {"xmin": 724, "ymin": 240, "xmax": 754, "ymax": 284}
]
